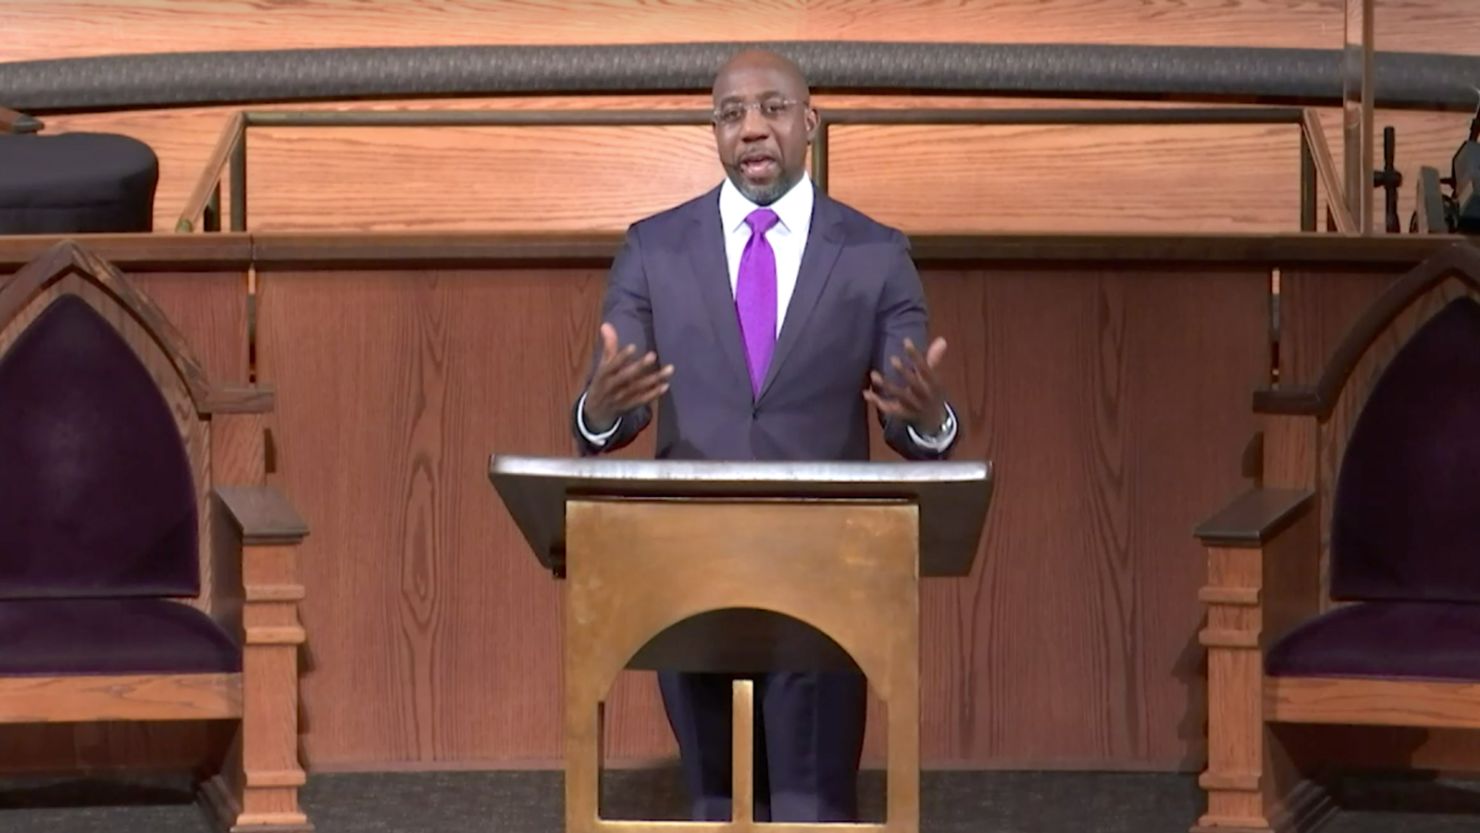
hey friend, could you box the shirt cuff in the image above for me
[576,390,621,446]
[906,402,957,451]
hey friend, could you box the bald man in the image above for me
[572,49,959,822]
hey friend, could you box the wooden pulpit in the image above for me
[488,455,993,833]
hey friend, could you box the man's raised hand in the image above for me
[863,336,950,435]
[581,322,673,432]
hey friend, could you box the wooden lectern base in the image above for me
[564,498,922,833]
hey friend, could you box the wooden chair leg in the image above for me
[204,541,311,832]
[237,639,310,830]
[1196,539,1331,833]
[1196,628,1272,832]
[200,636,310,832]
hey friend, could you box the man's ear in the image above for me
[805,106,821,142]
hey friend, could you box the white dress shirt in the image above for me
[580,175,955,450]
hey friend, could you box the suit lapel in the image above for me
[687,188,752,393]
[757,191,845,401]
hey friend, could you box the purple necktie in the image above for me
[735,208,780,397]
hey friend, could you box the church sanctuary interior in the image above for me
[5,1,1480,832]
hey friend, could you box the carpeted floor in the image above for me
[2,769,1479,832]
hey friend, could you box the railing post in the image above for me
[1343,0,1376,234]
[1299,132,1317,233]
[230,123,248,233]
[811,118,830,194]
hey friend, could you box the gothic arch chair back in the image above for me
[0,241,310,832]
[1192,243,1480,833]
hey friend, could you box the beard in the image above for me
[726,165,798,206]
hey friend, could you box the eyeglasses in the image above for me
[712,98,808,126]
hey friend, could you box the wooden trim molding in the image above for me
[249,231,1475,270]
[0,234,253,271]
[0,673,242,723]
[1,232,1469,272]
[1266,676,1480,729]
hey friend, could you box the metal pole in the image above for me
[1343,0,1376,234]
[1299,131,1317,232]
[204,182,221,232]
[230,131,248,233]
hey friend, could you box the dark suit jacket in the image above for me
[572,183,956,463]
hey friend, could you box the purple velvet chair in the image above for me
[0,241,311,831]
[1192,242,1480,833]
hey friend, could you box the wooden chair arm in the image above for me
[1195,488,1315,549]
[1197,488,1322,654]
[0,106,43,134]
[216,485,308,546]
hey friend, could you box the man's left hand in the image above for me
[863,337,950,435]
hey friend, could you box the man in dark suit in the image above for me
[571,48,958,823]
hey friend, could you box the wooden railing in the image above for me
[177,105,1357,235]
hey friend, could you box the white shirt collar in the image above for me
[719,173,814,236]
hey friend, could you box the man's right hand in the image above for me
[582,322,674,433]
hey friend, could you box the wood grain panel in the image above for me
[128,271,250,385]
[1277,268,1399,388]
[0,675,241,723]
[4,0,1478,60]
[257,120,1308,234]
[912,267,1268,767]
[255,266,622,767]
[833,123,1303,234]
[29,99,1474,236]
[254,260,1267,769]
[245,123,722,233]
[1268,677,1480,729]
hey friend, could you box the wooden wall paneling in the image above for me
[1276,268,1401,388]
[254,266,645,767]
[6,0,1480,61]
[908,266,1269,768]
[128,271,251,385]
[251,259,1270,769]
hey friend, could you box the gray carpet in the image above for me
[2,769,1479,832]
